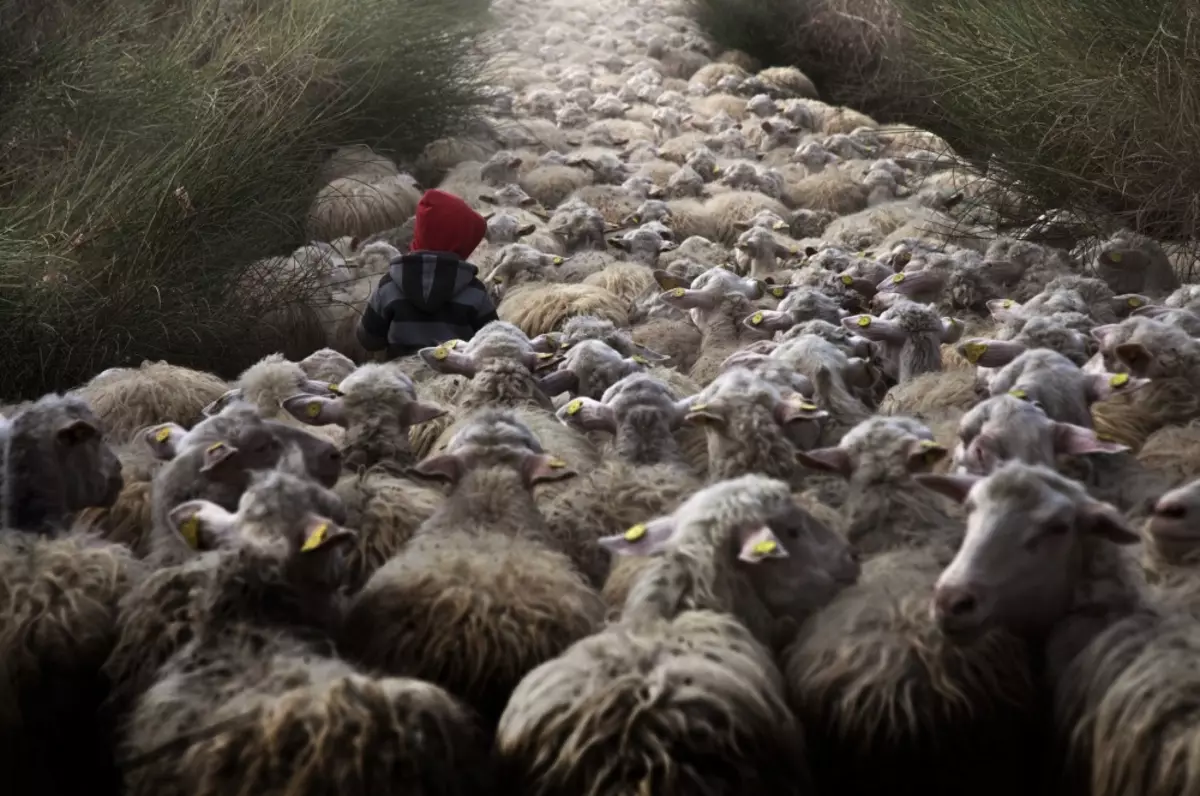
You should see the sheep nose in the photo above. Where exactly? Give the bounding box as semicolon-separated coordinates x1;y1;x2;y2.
933;584;980;635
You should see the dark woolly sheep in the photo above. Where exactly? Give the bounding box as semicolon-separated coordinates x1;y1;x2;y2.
784;456;1041;796
120;463;490;796
3;393;124;534
985;348;1148;429
1095;228;1180;298
918;462;1185;796
543;374;703;591
496;475;859;796
339;410;605;725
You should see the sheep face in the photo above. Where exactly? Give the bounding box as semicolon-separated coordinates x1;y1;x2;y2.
919;462;1138;640
843;300;958;384
1145;479;1200;564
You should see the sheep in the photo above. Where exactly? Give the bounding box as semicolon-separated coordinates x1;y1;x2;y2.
3;393;124;533
843;300;959;384
306;173;422;241
204;352;345;445
955;313;1094;368
0;396;143;794
499;281;630;337
339;410;606;724
770;333;874;442
297;347;357;383
496;474;859;796
1139;478;1200;602
1094;228;1181;297
120;461;491;796
745;288;846;335
919;461;1196;796
317;143;400;184
74;361;230;445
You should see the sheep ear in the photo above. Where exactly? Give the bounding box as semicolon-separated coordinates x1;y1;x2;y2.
957;338;1025;368
299;379;342;396
296;514;356;555
419;345;477;377
1053;423;1129;456
1112;294;1150;314
478;194;497;205
1090;323;1119;347
986;299;1023;322
198;440;239;474
632;344;670;362
1114;343;1153;376
537;368;578;397
796;447;853;478
738;525;789;563
404;401;447;426
55;417;98;446
653;269;688;291
608;237;630;251
1080;500;1140;544
201;388;243;417
145;422;188;460
167;499;238;551
733;220;751;231
557;397;616;433
597;517;676;556
517;224;537;237
913;473;980;503
660;287;718;310
683;398;724;427
906;439;948;472
940;317;964;344
409;453;463;483
774;396;827;425
522;453;577;486
529;332;562;353
842;315;905;344
1086;372;1150;402
281;394;346;427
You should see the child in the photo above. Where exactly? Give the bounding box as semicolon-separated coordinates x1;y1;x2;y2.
356;189;498;359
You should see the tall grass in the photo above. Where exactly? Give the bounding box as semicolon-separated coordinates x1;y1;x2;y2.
895;0;1200;240
0;0;494;398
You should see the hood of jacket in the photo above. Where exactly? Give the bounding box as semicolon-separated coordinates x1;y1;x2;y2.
410;188;486;260
388;252;480;312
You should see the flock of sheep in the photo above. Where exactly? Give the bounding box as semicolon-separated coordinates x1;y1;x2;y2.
6;0;1200;794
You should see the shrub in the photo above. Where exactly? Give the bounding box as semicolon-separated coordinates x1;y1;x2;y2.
893;0;1200;242
686;0;932;123
0;0;494;399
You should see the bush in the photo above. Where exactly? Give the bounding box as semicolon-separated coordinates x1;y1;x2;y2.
0;0;494;399
686;0;932;123
893;0;1200;241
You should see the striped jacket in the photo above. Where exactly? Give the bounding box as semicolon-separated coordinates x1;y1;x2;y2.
356;251;498;360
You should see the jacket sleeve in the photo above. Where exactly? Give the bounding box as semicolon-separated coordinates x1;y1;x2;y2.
355;280;391;352
471;283;499;332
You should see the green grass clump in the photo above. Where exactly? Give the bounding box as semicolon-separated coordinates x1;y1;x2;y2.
0;0;494;398
894;0;1200;240
686;0;931;123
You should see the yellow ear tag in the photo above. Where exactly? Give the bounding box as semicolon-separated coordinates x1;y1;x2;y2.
306;401;322;418
750;311;765;325
1002;299;1014;308
1127;296;1142;308
840;274;854;285
179;515;200;549
560;341;571;349
552;256;564;264
856;316;871;327
536;352;555;360
690;402;709;411
206;441;225;453
444;339;460;349
788;247;798;256
631;354;649;364
1110;372;1130;388
773;221;787;230
962;341;988;363
771;286;786;298
154;427;172;443
631;215;640;223
798;401;819;411
670;287;686;297
492;276;503;284
547;457;568;469
624;523;647;542
433;346;449;360
918;439;939;449
1009;388;1027;399
327;382;340;393
751;538;778;555
1109;251;1123;263
892;273;905;283
301;522;329;552
565;399;584;416
712;166;721;174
